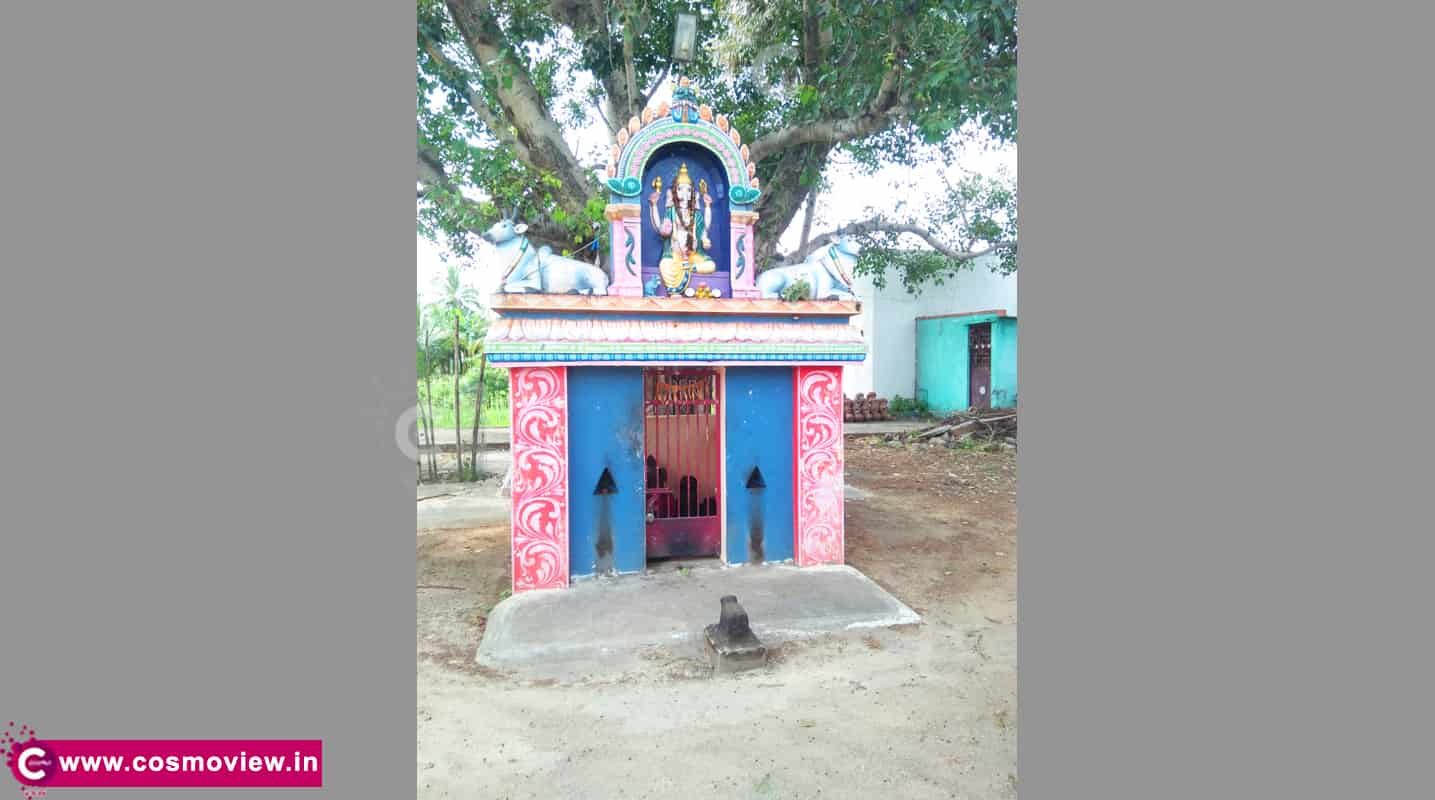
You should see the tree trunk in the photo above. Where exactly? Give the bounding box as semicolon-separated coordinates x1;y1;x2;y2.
421;392;437;482
421;330;438;482
452;315;464;482
798;186;818;257
470;350;486;480
754;142;833;268
621;6;639;121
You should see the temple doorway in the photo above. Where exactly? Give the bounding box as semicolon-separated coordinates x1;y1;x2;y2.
643;367;722;561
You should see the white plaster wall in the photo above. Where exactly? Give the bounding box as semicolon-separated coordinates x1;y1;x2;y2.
843;255;1017;400
842;286;878;398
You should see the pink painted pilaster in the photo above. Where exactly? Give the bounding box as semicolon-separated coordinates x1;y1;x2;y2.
730;211;760;299
793;365;845;565
509;366;570;592
606;204;643;297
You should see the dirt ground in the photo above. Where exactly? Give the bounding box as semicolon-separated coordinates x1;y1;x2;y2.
417;436;1016;799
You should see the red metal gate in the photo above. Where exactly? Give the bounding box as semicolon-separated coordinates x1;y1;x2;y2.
969;322;992;410
643;367;721;559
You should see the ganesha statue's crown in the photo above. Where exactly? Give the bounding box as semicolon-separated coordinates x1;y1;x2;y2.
674;163;693;187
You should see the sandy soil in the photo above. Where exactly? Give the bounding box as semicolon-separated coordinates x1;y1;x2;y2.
417;438;1017;799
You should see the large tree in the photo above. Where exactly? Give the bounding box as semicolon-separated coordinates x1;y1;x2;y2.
417;0;1016;283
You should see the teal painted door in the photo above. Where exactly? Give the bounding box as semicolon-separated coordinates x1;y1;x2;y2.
915;317;969;416
991;317;1018;408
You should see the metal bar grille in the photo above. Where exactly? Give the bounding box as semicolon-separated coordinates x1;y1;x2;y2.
644;368;719;522
970;323;992;367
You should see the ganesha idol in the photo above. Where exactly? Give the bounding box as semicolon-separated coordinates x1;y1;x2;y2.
648;162;716;295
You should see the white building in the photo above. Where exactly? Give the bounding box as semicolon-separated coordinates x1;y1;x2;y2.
843;255;1017;401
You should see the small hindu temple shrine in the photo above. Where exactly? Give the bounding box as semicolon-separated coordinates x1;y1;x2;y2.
485;80;867;592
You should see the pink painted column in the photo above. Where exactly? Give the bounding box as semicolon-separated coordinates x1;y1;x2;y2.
605;204;643;297
509;366;570;592
730;210;760;299
793;365;845;565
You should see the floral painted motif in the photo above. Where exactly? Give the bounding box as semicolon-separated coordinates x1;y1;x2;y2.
794;366;845;566
509;366;569;592
487;317;865;347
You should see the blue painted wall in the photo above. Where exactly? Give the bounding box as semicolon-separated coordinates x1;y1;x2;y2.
915;315;1017;414
567;367;646;576
723;367;795;564
991;317;1018;409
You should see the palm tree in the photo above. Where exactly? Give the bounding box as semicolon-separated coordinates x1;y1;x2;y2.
436;264;481;481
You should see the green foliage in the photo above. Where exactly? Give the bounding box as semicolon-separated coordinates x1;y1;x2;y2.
463;363;509;404
417;0;1017;266
889;394;931;418
851;167;1017;293
714;0;1017;164
421;374;509;429
779;279;813;302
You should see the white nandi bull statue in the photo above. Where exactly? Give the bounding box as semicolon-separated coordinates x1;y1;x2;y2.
480;211;609;295
757;234;860;301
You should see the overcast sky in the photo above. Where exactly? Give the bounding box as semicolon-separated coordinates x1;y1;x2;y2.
418;75;1016;305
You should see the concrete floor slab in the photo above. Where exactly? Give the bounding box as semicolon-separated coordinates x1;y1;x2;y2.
844;420;932;436
477;563;920;671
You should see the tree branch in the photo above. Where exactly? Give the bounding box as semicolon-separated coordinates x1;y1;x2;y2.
549;0;630;139
418;144;450;192
749;105;910;163
444;0;594;215
639;62;671;110
619;3;640;121
418;136;485;215
590;95;612;132
419;34;531;162
749;28;908;163
794;217;1014;263
418;138;590;258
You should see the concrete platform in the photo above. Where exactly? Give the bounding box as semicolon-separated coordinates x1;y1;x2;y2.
844;420;932;437
476;563;920;672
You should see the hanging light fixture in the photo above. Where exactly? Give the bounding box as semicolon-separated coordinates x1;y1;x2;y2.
672;12;698;62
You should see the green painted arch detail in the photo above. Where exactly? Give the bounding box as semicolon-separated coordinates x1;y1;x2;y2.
617;119;750;192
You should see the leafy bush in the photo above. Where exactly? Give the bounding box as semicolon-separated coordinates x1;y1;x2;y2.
889;395;931;418
779;279;812;302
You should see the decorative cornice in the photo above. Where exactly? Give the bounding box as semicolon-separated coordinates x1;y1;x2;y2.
730;210;760;225
486;317;864;347
488;293;861;318
489;352;865;365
